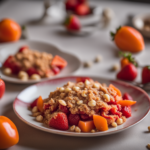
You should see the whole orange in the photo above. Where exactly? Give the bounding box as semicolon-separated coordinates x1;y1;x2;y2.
0;18;21;42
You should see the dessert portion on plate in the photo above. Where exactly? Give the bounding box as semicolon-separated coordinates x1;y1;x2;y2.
30;78;136;133
2;46;67;81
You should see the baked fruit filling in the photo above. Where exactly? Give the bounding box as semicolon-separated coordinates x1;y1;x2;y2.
30;78;136;132
2;46;67;81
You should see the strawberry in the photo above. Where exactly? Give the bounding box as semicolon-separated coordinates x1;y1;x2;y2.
3;56;14;68
75;4;90;16
121;106;131;118
76;77;91;83
30;98;38;108
65;15;81;31
80;114;93;121
18;46;28;53
142;66;150;84
117;63;137;81
65;0;78;11
49;112;69;130
77;0;86;4
123;93;133;100
68;114;80;126
27;67;39;76
51;66;60;75
59;105;69;114
10;62;21;74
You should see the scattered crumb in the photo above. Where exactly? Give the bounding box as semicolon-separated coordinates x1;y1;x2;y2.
111;64;120;71
84;61;93;68
94;55;102;63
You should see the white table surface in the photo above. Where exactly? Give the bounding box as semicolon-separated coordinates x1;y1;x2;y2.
1;0;150;150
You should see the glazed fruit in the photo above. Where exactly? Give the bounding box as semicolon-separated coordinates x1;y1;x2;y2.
142;66;150;84
117;63;137;81
123;93;133;100
59;105;69;114
78;120;95;132
49;112;69;130
0;116;19;149
0;79;5;98
111;26;145;53
68;114;80;126
0;18;21;42
117;100;136;106
65;15;81;31
30;98;38;108
75;4;90;16
121;106;131;118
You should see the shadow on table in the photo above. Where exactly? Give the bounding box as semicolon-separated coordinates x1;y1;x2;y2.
2;106;137;150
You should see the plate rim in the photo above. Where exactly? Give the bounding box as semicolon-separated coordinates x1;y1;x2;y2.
0;40;82;84
13;76;150;137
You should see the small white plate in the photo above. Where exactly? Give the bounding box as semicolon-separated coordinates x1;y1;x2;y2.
13;76;150;137
0;40;81;84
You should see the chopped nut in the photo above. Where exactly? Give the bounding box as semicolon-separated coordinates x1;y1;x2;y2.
18;71;29;78
84;61;93;68
30;74;41;80
88;100;96;107
58;100;67;106
32;112;41;117
81;91;87;97
147;144;150;149
85;80;90;86
70;125;76;131
93;83;99;88
32;106;38;113
20;75;28;81
103;94;110;102
111;122;117;127
65;87;71;93
59;87;65;92
94;55;102;63
73;86;80;91
116;118;123;125
36;115;43;122
3;68;12;75
77;100;83;105
112;64;119;71
102;8;114;20
148;126;150;131
75;126;81;133
91;129;96;133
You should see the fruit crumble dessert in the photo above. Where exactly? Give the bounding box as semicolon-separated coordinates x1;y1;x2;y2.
30;78;136;132
2;46;67;81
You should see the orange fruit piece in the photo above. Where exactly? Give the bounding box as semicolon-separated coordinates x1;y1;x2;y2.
37;96;44;112
0;116;19;149
78;120;95;132
117;100;136;106
111;26;145;53
109;84;122;97
93;115;108;131
0;18;21;42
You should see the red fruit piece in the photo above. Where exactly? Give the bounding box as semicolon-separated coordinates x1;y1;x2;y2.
10;62;21;74
3;56;14;68
18;46;28;53
123;93;133;100
0;79;5;99
121;106;131;118
117;63;137;81
76;77;91;83
59;105;69;114
65;15;81;31
142;66;150;84
49;112;69;130
43;103;51;110
75;4;90;16
65;0;78;11
68;114;80;126
109;107;121;118
27;68;39;76
30;98;38;108
80;114;93;121
51;66;60;75
78;0;86;4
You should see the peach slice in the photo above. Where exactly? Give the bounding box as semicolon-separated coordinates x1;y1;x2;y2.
37;96;43;112
117;100;136;106
109;84;122;97
78;120;95;132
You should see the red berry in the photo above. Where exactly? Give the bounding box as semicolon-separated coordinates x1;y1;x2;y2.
80;114;92;121
18;46;28;53
65;0;78;11
0;79;5;99
117;63;137;81
121;106;131;118
75;4;90;16
51;66;60;75
49;112;69;130
77;0;86;4
68;114;80;126
30;98;38;108
123;93;133;100
142;66;150;84
3;56;14;68
10;62;21;74
27;68;39;76
43;103;51;110
59;105;69;114
65;15;81;31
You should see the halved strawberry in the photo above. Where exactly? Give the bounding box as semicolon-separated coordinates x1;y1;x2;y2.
121;106;131;118
10;62;21;74
68;114;80;126
27;67;39;76
65;15;81;31
142;66;150;84
123;93;133;100
49;112;69;130
3;56;14;68
30;98;38;108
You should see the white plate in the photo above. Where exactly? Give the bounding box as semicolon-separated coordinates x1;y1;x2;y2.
13;76;150;137
0;40;81;84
